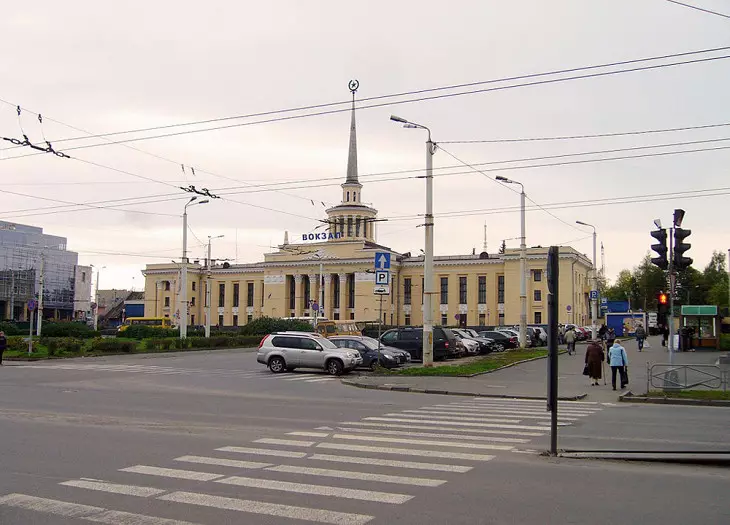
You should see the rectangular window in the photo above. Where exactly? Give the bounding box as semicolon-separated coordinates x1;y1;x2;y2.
404;315;411;326
165;281;171;291
231;283;239;308
459;277;467;304
192;282;196;291
404;278;412;305
191;297;195;306
478;313;486;326
218;314;224;326
347;217;353;237
534;289;542;302
334;312;340;320
534;312;542;324
333;276;340;309
355;218;361;237
261;281;265;307
421;277;424;305
441;313;448;326
288;276;296;310
247;283;254;307
498;313;505;326
191;314;195;325
478;276;486;304
350;312;355;320
164;297;170;307
440;277;448;305
247;314;253;323
82;272;86;283
218;283;225;307
533;269;542;282
348;274;355;309
233;315;238;326
497;275;505;303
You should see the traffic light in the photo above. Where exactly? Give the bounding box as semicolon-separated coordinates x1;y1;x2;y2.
650;229;668;270
657;291;668;324
673;228;693;270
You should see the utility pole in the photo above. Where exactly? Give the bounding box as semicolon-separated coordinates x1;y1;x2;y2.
320;260;325;319
36;253;44;336
9;268;14;321
546;246;559;456
668;226;676;364
576;221;598;340
205;238;212;338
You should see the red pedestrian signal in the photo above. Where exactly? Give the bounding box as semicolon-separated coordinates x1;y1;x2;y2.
659;293;668;305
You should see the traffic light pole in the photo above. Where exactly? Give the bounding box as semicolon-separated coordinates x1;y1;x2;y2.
668;227;675;365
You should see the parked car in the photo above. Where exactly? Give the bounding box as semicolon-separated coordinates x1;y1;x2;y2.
330;335;401;370
477;330;515;350
529;326;548;346
379;326;460;361
452;328;496;354
452;332;480;355
257;331;362;375
498;328;532;347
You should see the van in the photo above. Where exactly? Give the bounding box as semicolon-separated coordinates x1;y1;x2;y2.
379;326;459;361
316;320;360;338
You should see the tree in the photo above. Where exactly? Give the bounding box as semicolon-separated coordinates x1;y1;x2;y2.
703;251;728;307
498;240;506;255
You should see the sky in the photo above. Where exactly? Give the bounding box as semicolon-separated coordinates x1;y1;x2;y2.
1;0;729;291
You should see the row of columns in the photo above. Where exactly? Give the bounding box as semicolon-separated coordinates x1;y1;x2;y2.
330;215;373;240
292;272;352;319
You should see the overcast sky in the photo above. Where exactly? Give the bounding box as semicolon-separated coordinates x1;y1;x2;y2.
1;0;729;290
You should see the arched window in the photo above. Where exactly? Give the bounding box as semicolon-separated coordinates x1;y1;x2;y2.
354;192;357;201
346;191;350;202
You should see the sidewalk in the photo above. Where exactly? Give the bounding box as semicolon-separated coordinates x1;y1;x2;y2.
343;336;722;401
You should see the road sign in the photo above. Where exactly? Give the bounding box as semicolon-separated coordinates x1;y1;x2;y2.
601;297;608;304
566;305;572;312
27;299;37;311
374;285;390;295
375;270;390;285
374;252;391;270
589;290;599;300
311;302;319;312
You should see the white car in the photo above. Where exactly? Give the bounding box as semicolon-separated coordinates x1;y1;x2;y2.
452;333;480;355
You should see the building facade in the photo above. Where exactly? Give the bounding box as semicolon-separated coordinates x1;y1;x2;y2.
0;220;82;321
143;101;593;328
74;265;92;321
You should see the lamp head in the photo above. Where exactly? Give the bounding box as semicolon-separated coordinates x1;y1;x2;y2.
390;115;408;124
198;199;210;204
653;218;663;230
403;123;419;129
188;196;197;203
495;176;509;182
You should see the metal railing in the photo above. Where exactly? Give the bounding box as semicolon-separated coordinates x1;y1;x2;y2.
647;363;727;392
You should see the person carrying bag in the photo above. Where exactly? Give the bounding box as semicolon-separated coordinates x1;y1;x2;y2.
607;339;629;391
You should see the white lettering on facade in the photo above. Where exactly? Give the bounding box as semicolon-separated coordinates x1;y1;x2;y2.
301;232;343;241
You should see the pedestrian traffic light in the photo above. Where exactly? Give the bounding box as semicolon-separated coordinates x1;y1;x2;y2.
650;229;668;270
657;291;668;315
673;228;693;270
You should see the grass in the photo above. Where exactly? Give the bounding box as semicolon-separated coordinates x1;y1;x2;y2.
383;348;550;377
647;390;730;401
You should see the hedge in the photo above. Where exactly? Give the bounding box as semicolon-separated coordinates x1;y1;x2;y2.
89;338;137;353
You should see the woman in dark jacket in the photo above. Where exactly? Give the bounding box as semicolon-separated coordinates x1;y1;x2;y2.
585;340;604;386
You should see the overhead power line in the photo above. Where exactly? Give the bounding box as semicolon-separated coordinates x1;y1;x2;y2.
665;0;730;19
3;46;730;158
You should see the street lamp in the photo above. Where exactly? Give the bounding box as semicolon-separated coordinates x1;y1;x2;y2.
496;175;527;349
391;114;436;367
205;234;224;338
92;265;106;332
576;220;598;340
180;197;209;339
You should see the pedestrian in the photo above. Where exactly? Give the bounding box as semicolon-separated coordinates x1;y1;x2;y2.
584;339;604;386
635;324;646;352
564;326;576;355
607;339;629;390
606;327;616;349
0;331;6;366
661;324;669;347
598;324;607;341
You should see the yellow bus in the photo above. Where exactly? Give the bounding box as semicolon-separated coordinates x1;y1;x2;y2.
118;317;172;332
316;320;361;338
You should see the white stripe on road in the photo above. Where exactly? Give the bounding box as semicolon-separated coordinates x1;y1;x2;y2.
120;465;224;482
451;403;600;415
436;404;594;416
159;491;373;525
0;494;200;525
254;438;315;447
308;453;473;473
0;493;104;518
283;375;323;381
384;412;521;424
288;431;331;438
402;408;578;422
266;464;446;487
470;398;600;405
335;426;530;443
215;476;412;504
86;509;200;524
174;455;271;469
330;433;514;451
364;416;564;430
340;420;545;437
216;446;307;458
60;479;165;497
316;442;496;462
304;378;338;383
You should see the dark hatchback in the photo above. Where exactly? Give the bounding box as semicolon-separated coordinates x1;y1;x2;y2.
478;330;518;350
379;326;459;361
330;336;401;369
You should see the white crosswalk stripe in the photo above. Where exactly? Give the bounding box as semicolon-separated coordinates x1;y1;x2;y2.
0;395;605;525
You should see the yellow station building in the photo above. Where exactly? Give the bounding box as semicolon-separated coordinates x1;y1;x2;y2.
143;103;593;329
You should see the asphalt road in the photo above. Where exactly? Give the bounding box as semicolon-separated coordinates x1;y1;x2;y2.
1;348;729;524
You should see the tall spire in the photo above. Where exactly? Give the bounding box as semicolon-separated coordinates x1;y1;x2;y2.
346;80;359;184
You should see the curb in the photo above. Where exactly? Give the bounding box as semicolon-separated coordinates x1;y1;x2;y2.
464;350;566;377
340;379;587;401
619;394;730;407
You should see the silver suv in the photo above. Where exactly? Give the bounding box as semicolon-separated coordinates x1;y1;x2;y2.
257;331;362;376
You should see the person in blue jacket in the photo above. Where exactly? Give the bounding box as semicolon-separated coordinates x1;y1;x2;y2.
607;339;628;390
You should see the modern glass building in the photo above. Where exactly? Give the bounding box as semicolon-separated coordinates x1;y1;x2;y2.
0;220;80;321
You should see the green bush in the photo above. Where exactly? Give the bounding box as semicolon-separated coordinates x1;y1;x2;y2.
41;322;98;339
0;322;23;336
721;334;730;351
89;338;137;353
43;337;84;356
239;316;314;336
122;325;179;340
6;335;28;352
145;338;175;351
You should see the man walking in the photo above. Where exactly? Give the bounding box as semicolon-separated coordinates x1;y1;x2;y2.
607;339;629;390
564;326;576;356
635;324;646;352
0;331;7;365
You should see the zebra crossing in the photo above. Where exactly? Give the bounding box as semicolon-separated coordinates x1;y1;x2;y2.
14;362;341;383
0;397;606;524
